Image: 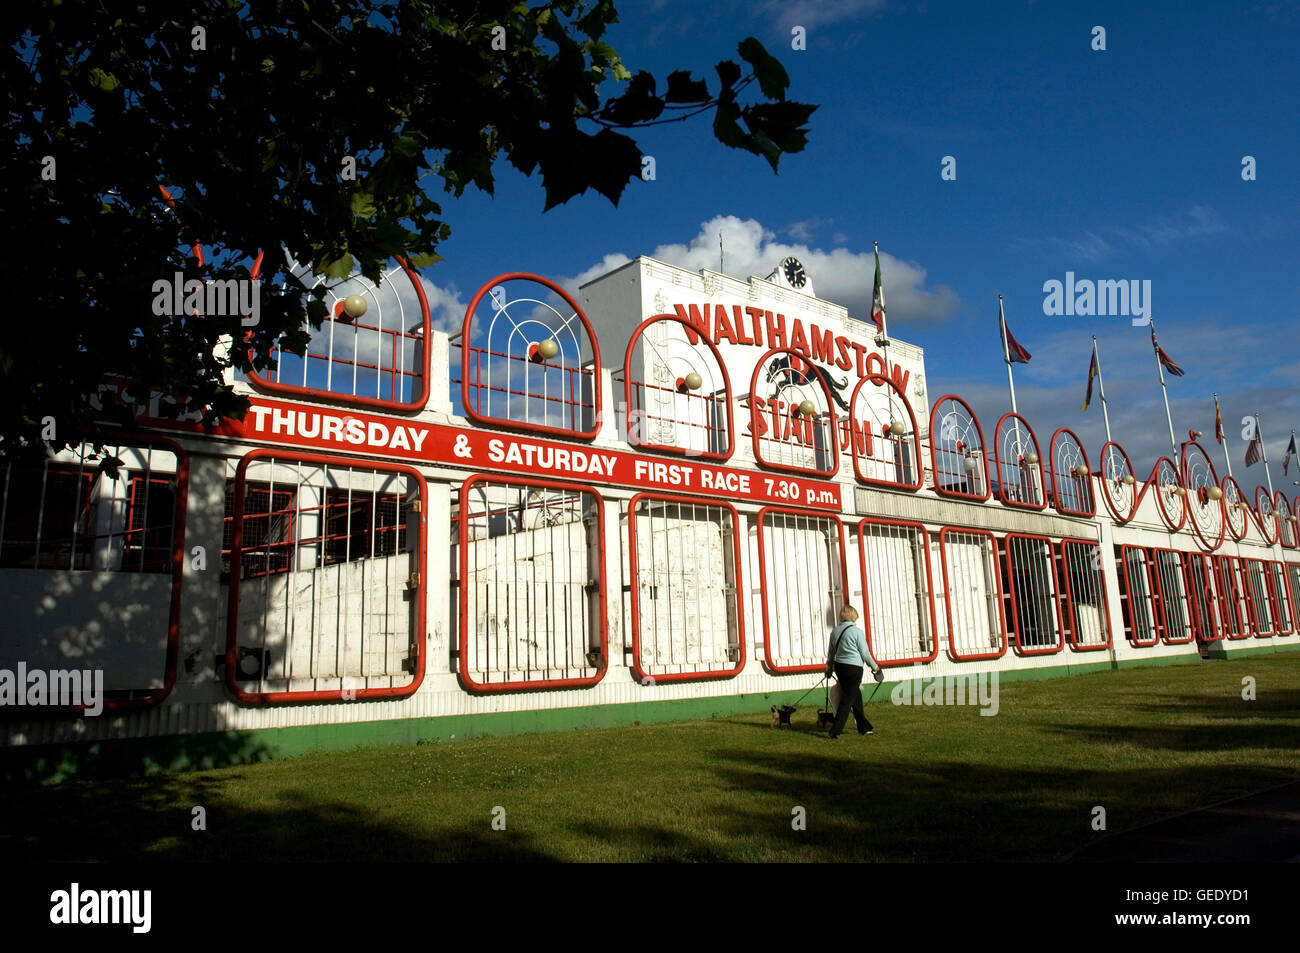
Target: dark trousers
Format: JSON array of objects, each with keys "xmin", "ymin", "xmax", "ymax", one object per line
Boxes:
[{"xmin": 829, "ymin": 663, "xmax": 873, "ymax": 737}]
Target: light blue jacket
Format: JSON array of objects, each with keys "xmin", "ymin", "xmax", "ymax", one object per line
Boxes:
[{"xmin": 827, "ymin": 621, "xmax": 878, "ymax": 670}]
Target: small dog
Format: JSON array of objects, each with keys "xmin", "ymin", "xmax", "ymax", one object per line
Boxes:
[
  {"xmin": 770, "ymin": 704, "xmax": 796, "ymax": 727},
  {"xmin": 816, "ymin": 708, "xmax": 836, "ymax": 729}
]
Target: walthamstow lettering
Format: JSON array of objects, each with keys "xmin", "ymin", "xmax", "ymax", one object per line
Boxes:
[{"xmin": 672, "ymin": 302, "xmax": 911, "ymax": 392}]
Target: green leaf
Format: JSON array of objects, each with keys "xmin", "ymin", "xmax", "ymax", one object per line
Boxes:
[
  {"xmin": 737, "ymin": 38, "xmax": 789, "ymax": 100},
  {"xmin": 665, "ymin": 70, "xmax": 710, "ymax": 104},
  {"xmin": 319, "ymin": 253, "xmax": 355, "ymax": 280},
  {"xmin": 715, "ymin": 59, "xmax": 741, "ymax": 89},
  {"xmin": 88, "ymin": 67, "xmax": 119, "ymax": 91},
  {"xmin": 350, "ymin": 192, "xmax": 376, "ymax": 218},
  {"xmin": 406, "ymin": 251, "xmax": 443, "ymax": 268}
]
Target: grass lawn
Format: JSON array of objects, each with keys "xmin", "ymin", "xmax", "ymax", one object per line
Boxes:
[{"xmin": 5, "ymin": 654, "xmax": 1299, "ymax": 862}]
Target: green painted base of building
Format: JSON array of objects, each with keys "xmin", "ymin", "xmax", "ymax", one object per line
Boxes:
[{"xmin": 5, "ymin": 641, "xmax": 1298, "ymax": 784}]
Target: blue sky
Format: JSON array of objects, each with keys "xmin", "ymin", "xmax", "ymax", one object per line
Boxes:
[{"xmin": 415, "ymin": 0, "xmax": 1300, "ymax": 484}]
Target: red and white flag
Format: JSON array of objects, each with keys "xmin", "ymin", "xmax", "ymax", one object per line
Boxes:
[{"xmin": 1245, "ymin": 433, "xmax": 1263, "ymax": 468}]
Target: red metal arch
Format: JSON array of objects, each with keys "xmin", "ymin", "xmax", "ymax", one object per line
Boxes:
[
  {"xmin": 1098, "ymin": 440, "xmax": 1137, "ymax": 523},
  {"xmin": 991, "ymin": 412, "xmax": 1047, "ymax": 511},
  {"xmin": 1223, "ymin": 477, "xmax": 1251, "ymax": 541},
  {"xmin": 747, "ymin": 348, "xmax": 840, "ymax": 478},
  {"xmin": 1254, "ymin": 486, "xmax": 1279, "ymax": 545},
  {"xmin": 460, "ymin": 272, "xmax": 603, "ymax": 440},
  {"xmin": 1148, "ymin": 457, "xmax": 1187, "ymax": 532},
  {"xmin": 1180, "ymin": 440, "xmax": 1225, "ymax": 552},
  {"xmin": 247, "ymin": 255, "xmax": 433, "ymax": 413},
  {"xmin": 928, "ymin": 394, "xmax": 991, "ymax": 502},
  {"xmin": 1048, "ymin": 428, "xmax": 1095, "ymax": 517},
  {"xmin": 1276, "ymin": 492, "xmax": 1297, "ymax": 548},
  {"xmin": 846, "ymin": 374, "xmax": 923, "ymax": 491},
  {"xmin": 622, "ymin": 314, "xmax": 735, "ymax": 462}
]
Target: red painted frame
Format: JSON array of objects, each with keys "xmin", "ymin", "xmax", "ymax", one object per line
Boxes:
[
  {"xmin": 1242, "ymin": 558, "xmax": 1278, "ymax": 637},
  {"xmin": 756, "ymin": 505, "xmax": 848, "ymax": 674},
  {"xmin": 938, "ymin": 527, "xmax": 1007, "ymax": 661},
  {"xmin": 1098, "ymin": 440, "xmax": 1138, "ymax": 523},
  {"xmin": 1118, "ymin": 545, "xmax": 1161, "ymax": 648},
  {"xmin": 1058, "ymin": 539, "xmax": 1113, "ymax": 651},
  {"xmin": 855, "ymin": 517, "xmax": 939, "ymax": 666},
  {"xmin": 1149, "ymin": 547, "xmax": 1195, "ymax": 645},
  {"xmin": 928, "ymin": 395, "xmax": 991, "ymax": 502},
  {"xmin": 1004, "ymin": 532, "xmax": 1065, "ymax": 656},
  {"xmin": 460, "ymin": 272, "xmax": 603, "ymax": 440},
  {"xmin": 1181, "ymin": 551, "xmax": 1223, "ymax": 644},
  {"xmin": 626, "ymin": 492, "xmax": 745, "ymax": 683},
  {"xmin": 247, "ymin": 255, "xmax": 432, "ymax": 413},
  {"xmin": 991, "ymin": 412, "xmax": 1048, "ymax": 511},
  {"xmin": 1268, "ymin": 560, "xmax": 1294, "ymax": 635},
  {"xmin": 0, "ymin": 433, "xmax": 189, "ymax": 718},
  {"xmin": 457, "ymin": 473, "xmax": 607, "ymax": 692},
  {"xmin": 225, "ymin": 449, "xmax": 428, "ymax": 705},
  {"xmin": 747, "ymin": 348, "xmax": 840, "ymax": 478},
  {"xmin": 847, "ymin": 374, "xmax": 923, "ymax": 491},
  {"xmin": 621, "ymin": 314, "xmax": 735, "ymax": 463},
  {"xmin": 1048, "ymin": 428, "xmax": 1095, "ymax": 518},
  {"xmin": 1213, "ymin": 555, "xmax": 1253, "ymax": 640}
]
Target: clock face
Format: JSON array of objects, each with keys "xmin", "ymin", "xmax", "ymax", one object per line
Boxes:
[{"xmin": 782, "ymin": 257, "xmax": 807, "ymax": 288}]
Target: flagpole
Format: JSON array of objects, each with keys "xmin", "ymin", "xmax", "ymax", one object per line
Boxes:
[
  {"xmin": 874, "ymin": 241, "xmax": 891, "ymax": 380},
  {"xmin": 1257, "ymin": 412, "xmax": 1276, "ymax": 499},
  {"xmin": 1215, "ymin": 393, "xmax": 1234, "ymax": 480},
  {"xmin": 1093, "ymin": 336, "xmax": 1112, "ymax": 444},
  {"xmin": 999, "ymin": 295, "xmax": 1018, "ymax": 415},
  {"xmin": 1151, "ymin": 319, "xmax": 1178, "ymax": 458}
]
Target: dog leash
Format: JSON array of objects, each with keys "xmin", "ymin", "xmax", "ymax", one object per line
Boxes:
[{"xmin": 788, "ymin": 674, "xmax": 828, "ymax": 709}]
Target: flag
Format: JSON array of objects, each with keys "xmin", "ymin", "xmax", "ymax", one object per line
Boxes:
[
  {"xmin": 1152, "ymin": 331, "xmax": 1183, "ymax": 377},
  {"xmin": 1285, "ymin": 433, "xmax": 1297, "ymax": 476},
  {"xmin": 1214, "ymin": 396, "xmax": 1225, "ymax": 444},
  {"xmin": 871, "ymin": 244, "xmax": 886, "ymax": 333},
  {"xmin": 1082, "ymin": 350, "xmax": 1098, "ymax": 411},
  {"xmin": 1245, "ymin": 433, "xmax": 1263, "ymax": 468},
  {"xmin": 1000, "ymin": 300, "xmax": 1031, "ymax": 364}
]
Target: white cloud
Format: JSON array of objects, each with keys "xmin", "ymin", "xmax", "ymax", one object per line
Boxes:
[
  {"xmin": 564, "ymin": 214, "xmax": 961, "ymax": 328},
  {"xmin": 757, "ymin": 0, "xmax": 888, "ymax": 30}
]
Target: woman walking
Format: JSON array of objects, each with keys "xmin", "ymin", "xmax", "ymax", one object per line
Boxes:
[{"xmin": 825, "ymin": 605, "xmax": 882, "ymax": 739}]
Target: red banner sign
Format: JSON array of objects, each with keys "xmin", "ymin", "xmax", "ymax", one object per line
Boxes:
[{"xmin": 139, "ymin": 395, "xmax": 843, "ymax": 512}]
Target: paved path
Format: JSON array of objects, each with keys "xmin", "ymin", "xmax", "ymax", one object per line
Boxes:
[{"xmin": 1070, "ymin": 781, "xmax": 1300, "ymax": 862}]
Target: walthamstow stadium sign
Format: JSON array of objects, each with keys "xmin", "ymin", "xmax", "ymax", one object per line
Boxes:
[{"xmin": 130, "ymin": 394, "xmax": 843, "ymax": 512}]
